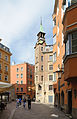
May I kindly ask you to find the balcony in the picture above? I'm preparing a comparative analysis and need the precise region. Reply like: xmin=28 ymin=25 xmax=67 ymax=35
xmin=43 ymin=45 xmax=53 ymax=53
xmin=64 ymin=53 xmax=77 ymax=81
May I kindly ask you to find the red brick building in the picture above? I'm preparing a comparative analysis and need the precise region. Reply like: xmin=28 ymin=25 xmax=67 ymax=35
xmin=11 ymin=62 xmax=35 ymax=100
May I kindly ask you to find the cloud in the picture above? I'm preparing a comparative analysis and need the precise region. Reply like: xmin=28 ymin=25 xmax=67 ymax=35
xmin=0 ymin=0 xmax=54 ymax=64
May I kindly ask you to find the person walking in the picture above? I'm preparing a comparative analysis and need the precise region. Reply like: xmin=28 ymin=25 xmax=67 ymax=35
xmin=23 ymin=97 xmax=26 ymax=108
xmin=19 ymin=98 xmax=21 ymax=105
xmin=28 ymin=96 xmax=31 ymax=109
xmin=16 ymin=98 xmax=19 ymax=108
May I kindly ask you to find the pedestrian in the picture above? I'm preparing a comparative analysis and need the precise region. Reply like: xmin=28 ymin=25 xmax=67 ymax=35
xmin=28 ymin=96 xmax=31 ymax=109
xmin=23 ymin=97 xmax=26 ymax=108
xmin=19 ymin=98 xmax=21 ymax=105
xmin=16 ymin=98 xmax=19 ymax=108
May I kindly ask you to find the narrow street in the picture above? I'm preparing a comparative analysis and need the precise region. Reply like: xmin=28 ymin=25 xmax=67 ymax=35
xmin=0 ymin=102 xmax=69 ymax=119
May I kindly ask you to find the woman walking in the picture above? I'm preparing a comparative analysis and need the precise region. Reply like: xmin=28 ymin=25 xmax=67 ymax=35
xmin=23 ymin=97 xmax=26 ymax=108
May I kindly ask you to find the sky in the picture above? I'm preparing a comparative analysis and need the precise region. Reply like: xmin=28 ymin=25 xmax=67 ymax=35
xmin=0 ymin=0 xmax=55 ymax=65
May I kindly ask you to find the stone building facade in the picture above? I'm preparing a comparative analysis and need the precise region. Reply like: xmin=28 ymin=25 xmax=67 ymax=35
xmin=0 ymin=39 xmax=12 ymax=101
xmin=34 ymin=24 xmax=54 ymax=104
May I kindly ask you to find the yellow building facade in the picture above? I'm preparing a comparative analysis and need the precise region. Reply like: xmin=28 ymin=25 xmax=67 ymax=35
xmin=0 ymin=39 xmax=12 ymax=101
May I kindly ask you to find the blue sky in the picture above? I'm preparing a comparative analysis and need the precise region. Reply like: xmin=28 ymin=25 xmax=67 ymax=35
xmin=0 ymin=0 xmax=55 ymax=64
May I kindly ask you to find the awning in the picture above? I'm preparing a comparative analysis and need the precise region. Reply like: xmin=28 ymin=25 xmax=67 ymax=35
xmin=0 ymin=82 xmax=12 ymax=88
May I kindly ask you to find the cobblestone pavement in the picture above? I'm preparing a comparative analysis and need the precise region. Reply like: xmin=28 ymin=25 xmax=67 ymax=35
xmin=0 ymin=102 xmax=70 ymax=119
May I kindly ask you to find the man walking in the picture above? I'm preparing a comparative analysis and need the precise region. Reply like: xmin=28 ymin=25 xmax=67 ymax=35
xmin=28 ymin=96 xmax=31 ymax=109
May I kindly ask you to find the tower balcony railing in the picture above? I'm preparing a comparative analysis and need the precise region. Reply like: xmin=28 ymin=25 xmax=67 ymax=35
xmin=0 ymin=43 xmax=10 ymax=53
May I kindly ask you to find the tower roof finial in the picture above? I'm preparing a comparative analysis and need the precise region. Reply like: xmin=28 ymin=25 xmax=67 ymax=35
xmin=40 ymin=17 xmax=43 ymax=32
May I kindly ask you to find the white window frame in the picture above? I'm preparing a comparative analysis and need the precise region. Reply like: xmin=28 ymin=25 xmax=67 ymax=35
xmin=53 ymin=52 xmax=56 ymax=62
xmin=53 ymin=34 xmax=56 ymax=45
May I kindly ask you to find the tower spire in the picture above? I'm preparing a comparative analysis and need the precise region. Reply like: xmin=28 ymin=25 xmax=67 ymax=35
xmin=40 ymin=17 xmax=43 ymax=32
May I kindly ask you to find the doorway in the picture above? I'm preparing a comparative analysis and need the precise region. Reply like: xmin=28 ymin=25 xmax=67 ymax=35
xmin=68 ymin=90 xmax=72 ymax=114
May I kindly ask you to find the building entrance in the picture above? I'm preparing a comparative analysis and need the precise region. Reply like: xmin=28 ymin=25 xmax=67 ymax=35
xmin=68 ymin=90 xmax=72 ymax=114
xmin=17 ymin=95 xmax=22 ymax=100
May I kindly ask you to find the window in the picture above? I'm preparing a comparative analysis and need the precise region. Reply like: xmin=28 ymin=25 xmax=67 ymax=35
xmin=49 ymin=65 xmax=53 ymax=70
xmin=66 ymin=39 xmax=69 ymax=55
xmin=30 ymin=69 xmax=32 ymax=75
xmin=0 ymin=53 xmax=1 ymax=58
xmin=17 ymin=81 xmax=19 ymax=84
xmin=36 ymin=57 xmax=38 ymax=63
xmin=41 ymin=65 xmax=43 ymax=71
xmin=62 ymin=59 xmax=64 ymax=71
xmin=27 ymin=67 xmax=29 ymax=72
xmin=5 ymin=76 xmax=8 ymax=81
xmin=21 ymin=67 xmax=23 ymax=71
xmin=57 ymin=1 xmax=59 ymax=15
xmin=36 ymin=76 xmax=38 ymax=81
xmin=30 ymin=75 xmax=32 ymax=79
xmin=57 ymin=43 xmax=60 ymax=56
xmin=49 ymin=55 xmax=53 ymax=61
xmin=30 ymin=81 xmax=32 ymax=85
xmin=62 ymin=33 xmax=64 ymax=46
xmin=21 ymin=74 xmax=23 ymax=78
xmin=53 ymin=73 xmax=56 ymax=82
xmin=16 ymin=68 xmax=19 ymax=72
xmin=5 ymin=66 xmax=8 ymax=71
xmin=71 ymin=0 xmax=77 ymax=5
xmin=41 ymin=47 xmax=43 ymax=51
xmin=41 ymin=76 xmax=43 ymax=81
xmin=53 ymin=34 xmax=56 ymax=45
xmin=53 ymin=17 xmax=56 ymax=27
xmin=65 ymin=32 xmax=77 ymax=56
xmin=72 ymin=31 xmax=77 ymax=53
xmin=49 ymin=85 xmax=53 ymax=90
xmin=41 ymin=56 xmax=43 ymax=61
xmin=38 ymin=84 xmax=42 ymax=90
xmin=21 ymin=80 xmax=23 ymax=84
xmin=21 ymin=88 xmax=23 ymax=92
xmin=0 ymin=74 xmax=1 ymax=80
xmin=16 ymin=74 xmax=19 ymax=78
xmin=36 ymin=66 xmax=38 ymax=72
xmin=16 ymin=88 xmax=19 ymax=92
xmin=0 ymin=64 xmax=1 ymax=70
xmin=49 ymin=75 xmax=53 ymax=81
xmin=53 ymin=52 xmax=56 ymax=62
xmin=57 ymin=22 xmax=59 ymax=35
xmin=5 ymin=56 xmax=8 ymax=61
xmin=28 ymin=80 xmax=30 ymax=84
